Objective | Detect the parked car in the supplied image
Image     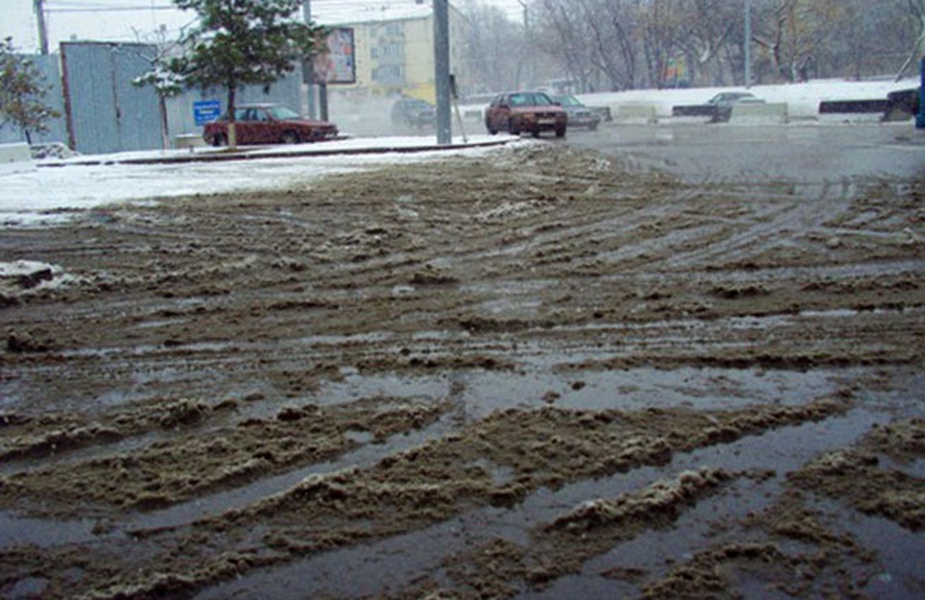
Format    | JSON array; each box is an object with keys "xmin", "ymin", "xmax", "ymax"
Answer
[
  {"xmin": 391, "ymin": 97, "xmax": 436, "ymax": 129},
  {"xmin": 671, "ymin": 91, "xmax": 765, "ymax": 122},
  {"xmin": 707, "ymin": 92, "xmax": 765, "ymax": 122},
  {"xmin": 883, "ymin": 88, "xmax": 921, "ymax": 121},
  {"xmin": 203, "ymin": 104, "xmax": 338, "ymax": 146},
  {"xmin": 551, "ymin": 94, "xmax": 602, "ymax": 130},
  {"xmin": 485, "ymin": 91, "xmax": 568, "ymax": 137}
]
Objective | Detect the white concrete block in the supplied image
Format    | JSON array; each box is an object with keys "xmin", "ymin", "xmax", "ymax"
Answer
[{"xmin": 0, "ymin": 143, "xmax": 36, "ymax": 175}]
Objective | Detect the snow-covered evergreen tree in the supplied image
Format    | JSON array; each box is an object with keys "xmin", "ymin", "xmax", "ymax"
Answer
[{"xmin": 168, "ymin": 0, "xmax": 322, "ymax": 148}]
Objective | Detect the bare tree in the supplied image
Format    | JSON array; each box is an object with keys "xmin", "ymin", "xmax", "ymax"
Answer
[
  {"xmin": 895, "ymin": 0, "xmax": 925, "ymax": 80},
  {"xmin": 457, "ymin": 0, "xmax": 527, "ymax": 92},
  {"xmin": 589, "ymin": 0, "xmax": 640, "ymax": 90},
  {"xmin": 683, "ymin": 0, "xmax": 737, "ymax": 85},
  {"xmin": 492, "ymin": 0, "xmax": 923, "ymax": 91},
  {"xmin": 533, "ymin": 0, "xmax": 594, "ymax": 90}
]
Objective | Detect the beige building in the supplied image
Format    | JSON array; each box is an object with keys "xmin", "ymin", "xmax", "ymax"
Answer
[{"xmin": 315, "ymin": 1, "xmax": 468, "ymax": 103}]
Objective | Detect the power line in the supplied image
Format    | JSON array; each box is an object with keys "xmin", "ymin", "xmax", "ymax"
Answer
[
  {"xmin": 47, "ymin": 0, "xmax": 173, "ymax": 5},
  {"xmin": 46, "ymin": 6, "xmax": 177, "ymax": 12}
]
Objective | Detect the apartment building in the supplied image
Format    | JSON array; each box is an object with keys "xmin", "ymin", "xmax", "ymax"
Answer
[{"xmin": 314, "ymin": 0, "xmax": 468, "ymax": 103}]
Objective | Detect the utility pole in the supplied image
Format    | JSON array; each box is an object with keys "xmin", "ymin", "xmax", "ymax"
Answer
[
  {"xmin": 434, "ymin": 0, "xmax": 452, "ymax": 145},
  {"xmin": 744, "ymin": 0, "xmax": 752, "ymax": 88},
  {"xmin": 517, "ymin": 0, "xmax": 532, "ymax": 89},
  {"xmin": 302, "ymin": 0, "xmax": 317, "ymax": 118},
  {"xmin": 34, "ymin": 0, "xmax": 49, "ymax": 55}
]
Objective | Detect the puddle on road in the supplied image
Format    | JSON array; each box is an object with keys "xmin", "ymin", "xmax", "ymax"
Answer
[
  {"xmin": 0, "ymin": 512, "xmax": 99, "ymax": 549},
  {"xmin": 3, "ymin": 364, "xmax": 921, "ymax": 598},
  {"xmin": 192, "ymin": 407, "xmax": 886, "ymax": 600},
  {"xmin": 0, "ymin": 411, "xmax": 460, "ymax": 549},
  {"xmin": 807, "ymin": 497, "xmax": 925, "ymax": 597},
  {"xmin": 315, "ymin": 365, "xmax": 849, "ymax": 421}
]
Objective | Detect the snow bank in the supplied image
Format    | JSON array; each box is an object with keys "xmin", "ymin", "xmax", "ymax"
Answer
[
  {"xmin": 0, "ymin": 136, "xmax": 517, "ymax": 228},
  {"xmin": 0, "ymin": 78, "xmax": 920, "ymax": 229},
  {"xmin": 578, "ymin": 78, "xmax": 919, "ymax": 119},
  {"xmin": 0, "ymin": 143, "xmax": 36, "ymax": 176}
]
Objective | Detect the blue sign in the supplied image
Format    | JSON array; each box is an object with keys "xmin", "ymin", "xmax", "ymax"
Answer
[{"xmin": 193, "ymin": 100, "xmax": 221, "ymax": 126}]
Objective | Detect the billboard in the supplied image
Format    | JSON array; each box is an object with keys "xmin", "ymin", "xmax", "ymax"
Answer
[{"xmin": 312, "ymin": 27, "xmax": 356, "ymax": 85}]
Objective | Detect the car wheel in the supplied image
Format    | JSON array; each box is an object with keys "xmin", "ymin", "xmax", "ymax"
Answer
[
  {"xmin": 508, "ymin": 118, "xmax": 520, "ymax": 135},
  {"xmin": 555, "ymin": 126, "xmax": 566, "ymax": 138},
  {"xmin": 211, "ymin": 133, "xmax": 227, "ymax": 147},
  {"xmin": 588, "ymin": 122, "xmax": 599, "ymax": 131},
  {"xmin": 531, "ymin": 128, "xmax": 541, "ymax": 138},
  {"xmin": 281, "ymin": 131, "xmax": 300, "ymax": 144}
]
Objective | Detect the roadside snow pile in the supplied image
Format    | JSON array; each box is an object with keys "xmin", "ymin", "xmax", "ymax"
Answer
[
  {"xmin": 0, "ymin": 260, "xmax": 70, "ymax": 305},
  {"xmin": 579, "ymin": 78, "xmax": 920, "ymax": 120},
  {"xmin": 0, "ymin": 137, "xmax": 518, "ymax": 228},
  {"xmin": 30, "ymin": 143, "xmax": 79, "ymax": 161},
  {"xmin": 1, "ymin": 261, "xmax": 55, "ymax": 288}
]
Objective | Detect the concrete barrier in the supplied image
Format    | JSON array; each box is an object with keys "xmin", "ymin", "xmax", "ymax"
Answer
[
  {"xmin": 730, "ymin": 102, "xmax": 789, "ymax": 124},
  {"xmin": 459, "ymin": 105, "xmax": 486, "ymax": 123},
  {"xmin": 613, "ymin": 103, "xmax": 658, "ymax": 124},
  {"xmin": 0, "ymin": 143, "xmax": 36, "ymax": 175},
  {"xmin": 175, "ymin": 134, "xmax": 206, "ymax": 149}
]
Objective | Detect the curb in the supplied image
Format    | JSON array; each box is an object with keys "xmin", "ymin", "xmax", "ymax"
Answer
[{"xmin": 38, "ymin": 138, "xmax": 515, "ymax": 168}]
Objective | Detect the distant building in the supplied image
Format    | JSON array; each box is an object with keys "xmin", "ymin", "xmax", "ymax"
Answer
[{"xmin": 314, "ymin": 0, "xmax": 468, "ymax": 103}]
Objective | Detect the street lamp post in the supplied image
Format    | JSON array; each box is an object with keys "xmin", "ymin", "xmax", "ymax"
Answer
[
  {"xmin": 744, "ymin": 0, "xmax": 752, "ymax": 88},
  {"xmin": 34, "ymin": 0, "xmax": 49, "ymax": 55}
]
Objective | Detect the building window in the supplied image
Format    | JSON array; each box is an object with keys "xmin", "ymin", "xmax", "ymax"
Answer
[{"xmin": 373, "ymin": 65, "xmax": 405, "ymax": 85}]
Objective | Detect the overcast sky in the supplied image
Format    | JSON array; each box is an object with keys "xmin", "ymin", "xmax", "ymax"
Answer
[{"xmin": 2, "ymin": 0, "xmax": 526, "ymax": 53}]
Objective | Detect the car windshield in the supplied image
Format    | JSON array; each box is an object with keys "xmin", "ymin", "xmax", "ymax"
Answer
[
  {"xmin": 265, "ymin": 106, "xmax": 301, "ymax": 120},
  {"xmin": 553, "ymin": 95, "xmax": 582, "ymax": 107},
  {"xmin": 509, "ymin": 93, "xmax": 554, "ymax": 107},
  {"xmin": 229, "ymin": 106, "xmax": 296, "ymax": 121}
]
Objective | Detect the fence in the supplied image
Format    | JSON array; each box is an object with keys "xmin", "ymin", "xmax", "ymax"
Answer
[{"xmin": 1, "ymin": 42, "xmax": 304, "ymax": 155}]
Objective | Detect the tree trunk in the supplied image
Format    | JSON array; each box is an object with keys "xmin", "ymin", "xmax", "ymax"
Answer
[
  {"xmin": 159, "ymin": 97, "xmax": 169, "ymax": 151},
  {"xmin": 227, "ymin": 85, "xmax": 238, "ymax": 149}
]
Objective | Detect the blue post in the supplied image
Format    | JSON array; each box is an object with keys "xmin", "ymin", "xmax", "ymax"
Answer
[{"xmin": 917, "ymin": 56, "xmax": 925, "ymax": 129}]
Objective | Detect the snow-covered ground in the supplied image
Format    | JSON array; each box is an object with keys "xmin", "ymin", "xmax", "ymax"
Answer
[
  {"xmin": 0, "ymin": 79, "xmax": 921, "ymax": 229},
  {"xmin": 0, "ymin": 135, "xmax": 516, "ymax": 228},
  {"xmin": 577, "ymin": 78, "xmax": 920, "ymax": 118}
]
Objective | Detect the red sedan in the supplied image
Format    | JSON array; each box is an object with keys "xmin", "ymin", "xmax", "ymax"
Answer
[
  {"xmin": 485, "ymin": 91, "xmax": 567, "ymax": 138},
  {"xmin": 203, "ymin": 103, "xmax": 338, "ymax": 146}
]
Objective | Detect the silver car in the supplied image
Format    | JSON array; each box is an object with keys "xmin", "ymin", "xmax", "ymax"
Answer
[{"xmin": 552, "ymin": 94, "xmax": 603, "ymax": 130}]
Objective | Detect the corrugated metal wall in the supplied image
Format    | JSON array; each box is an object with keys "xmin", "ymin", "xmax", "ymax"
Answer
[
  {"xmin": 3, "ymin": 42, "xmax": 307, "ymax": 154},
  {"xmin": 60, "ymin": 42, "xmax": 163, "ymax": 155}
]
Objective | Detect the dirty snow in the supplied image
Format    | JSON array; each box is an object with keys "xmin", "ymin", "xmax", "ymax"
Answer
[
  {"xmin": 0, "ymin": 135, "xmax": 516, "ymax": 227},
  {"xmin": 2, "ymin": 79, "xmax": 920, "ymax": 228}
]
